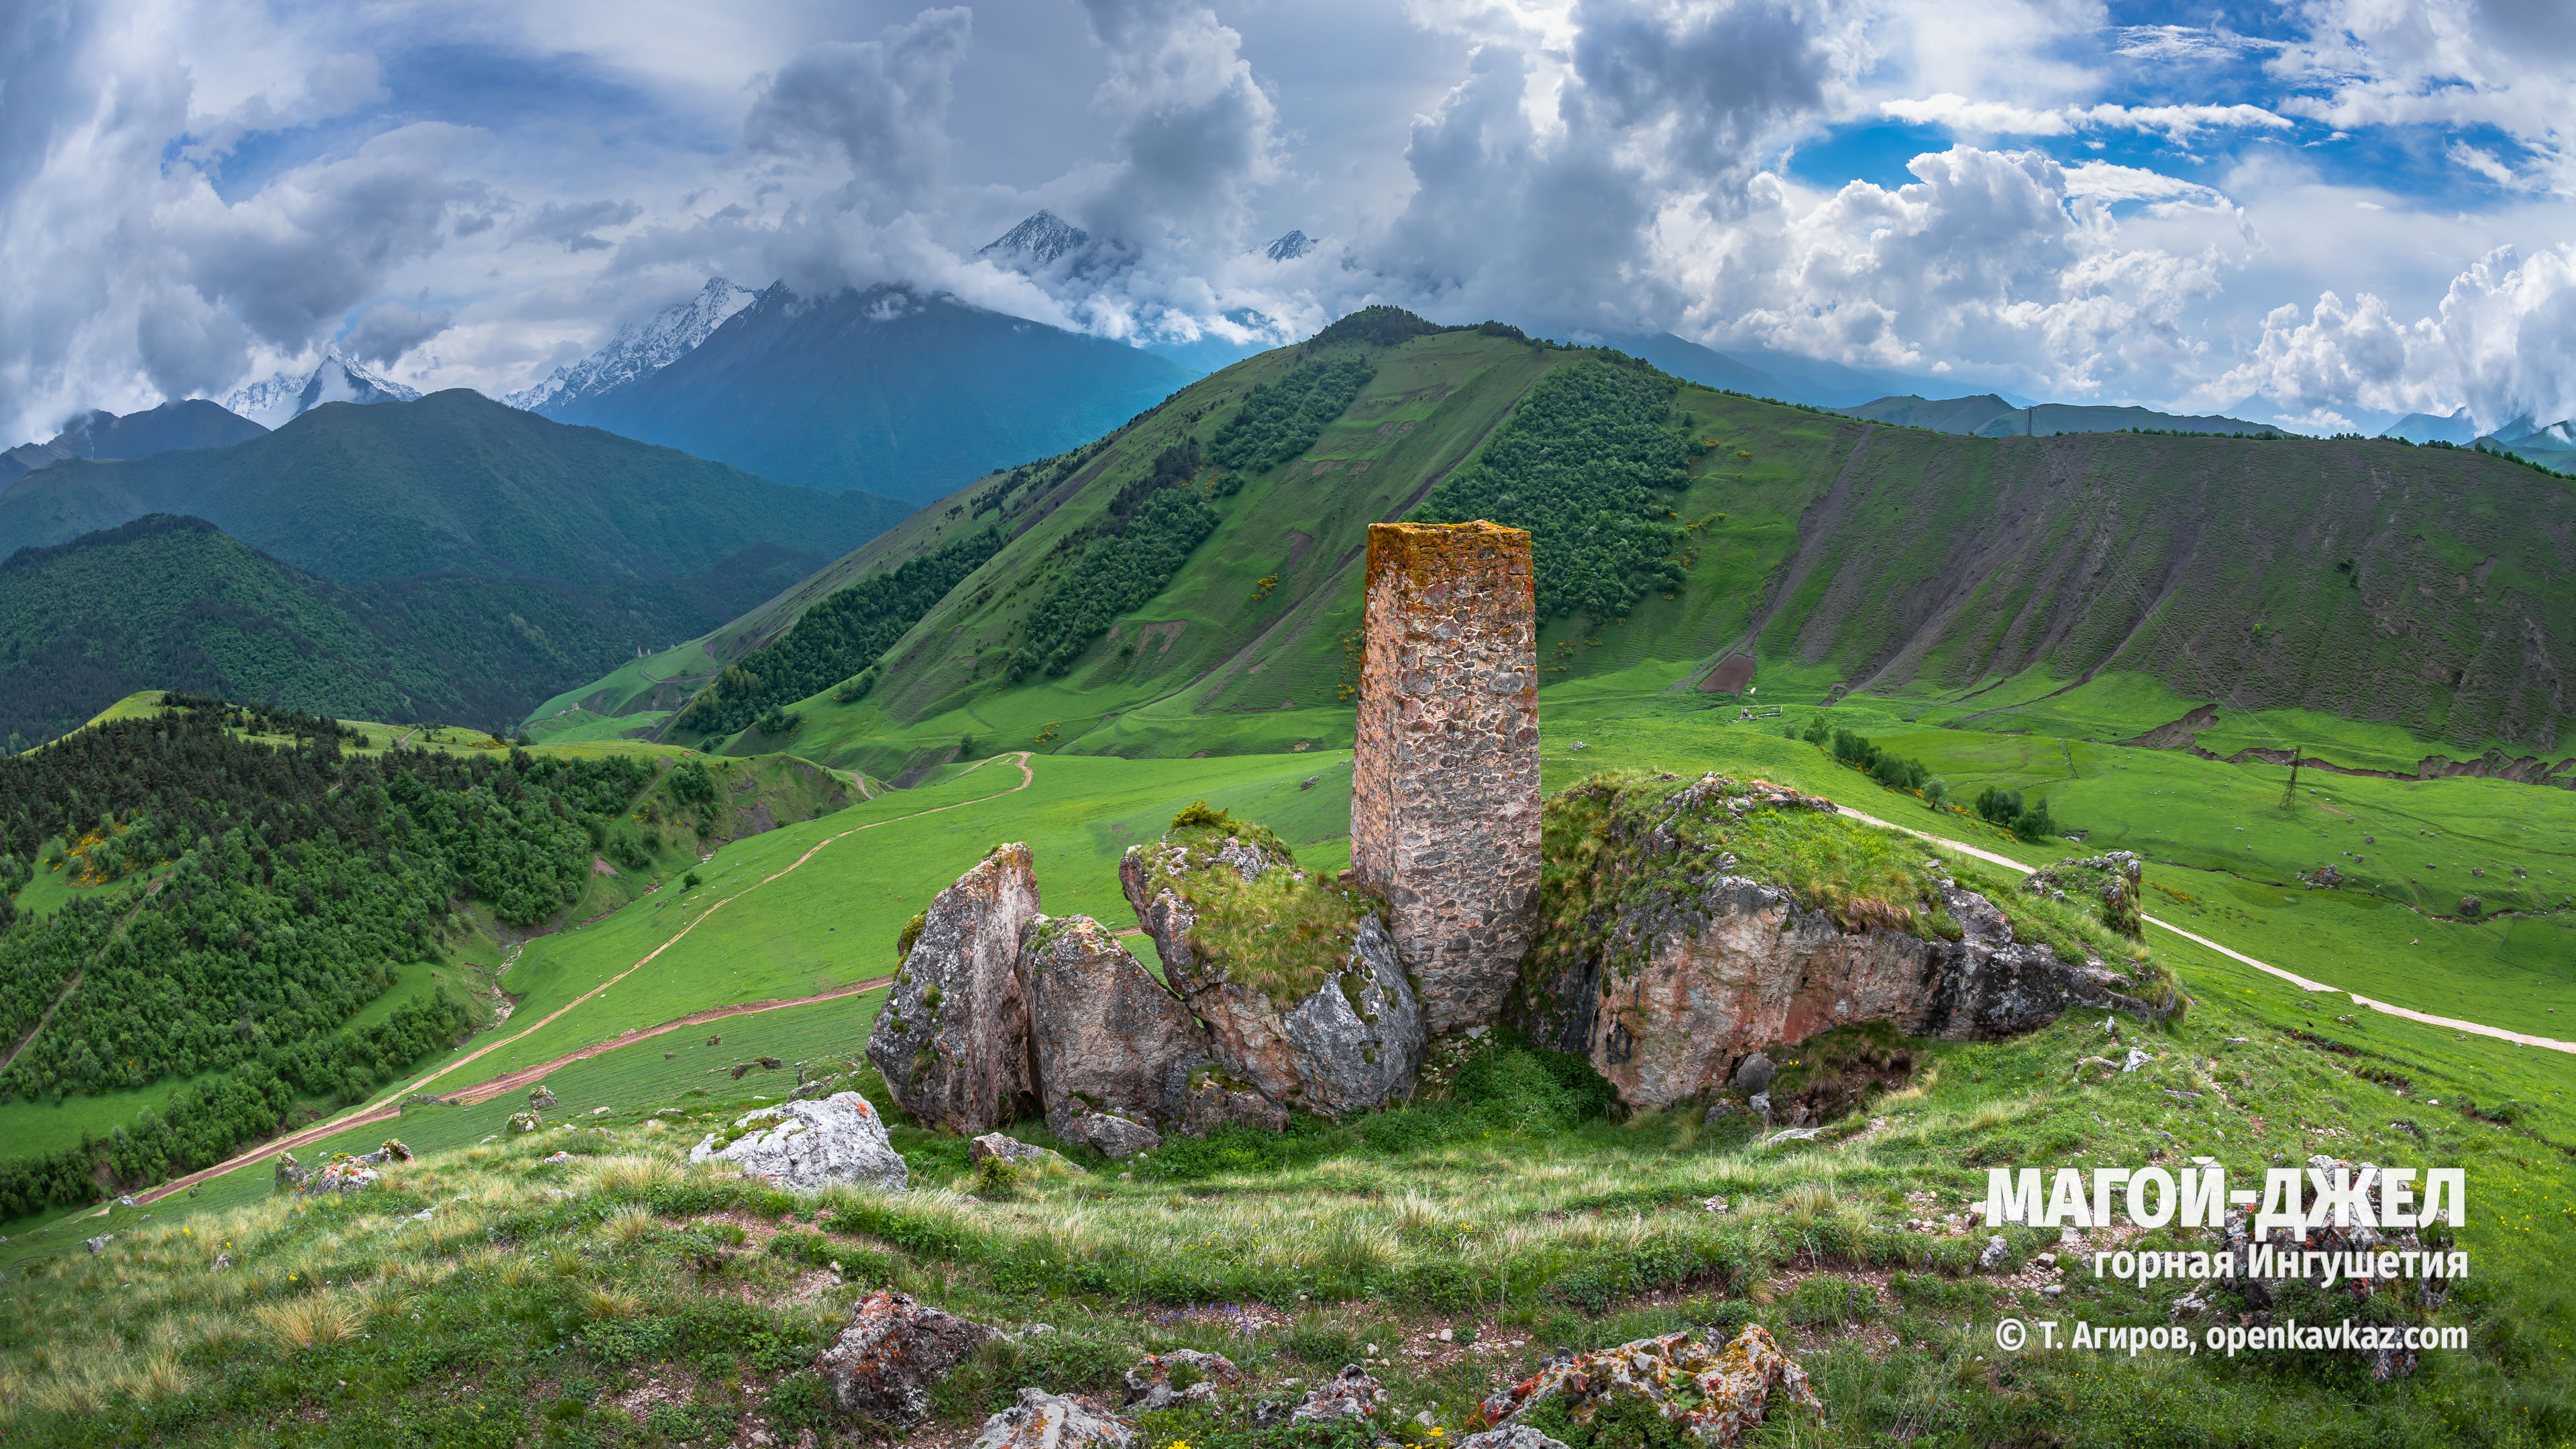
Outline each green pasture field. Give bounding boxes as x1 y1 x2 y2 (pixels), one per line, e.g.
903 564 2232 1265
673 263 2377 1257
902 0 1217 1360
414 749 1360 1097
1534 690 2576 1038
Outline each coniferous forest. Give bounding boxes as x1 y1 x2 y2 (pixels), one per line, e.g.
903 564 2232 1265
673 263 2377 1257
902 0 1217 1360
0 699 657 1215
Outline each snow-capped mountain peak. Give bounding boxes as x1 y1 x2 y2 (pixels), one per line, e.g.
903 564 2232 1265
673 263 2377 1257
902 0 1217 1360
1263 229 1316 262
503 277 757 413
223 350 420 429
978 211 1091 270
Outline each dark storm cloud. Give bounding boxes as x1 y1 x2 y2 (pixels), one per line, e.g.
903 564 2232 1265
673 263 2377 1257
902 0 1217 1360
746 7 974 219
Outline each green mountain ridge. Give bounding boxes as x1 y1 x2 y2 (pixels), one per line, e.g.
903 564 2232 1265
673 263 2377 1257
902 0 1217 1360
539 315 2576 773
0 515 824 747
0 389 912 587
1837 392 2279 437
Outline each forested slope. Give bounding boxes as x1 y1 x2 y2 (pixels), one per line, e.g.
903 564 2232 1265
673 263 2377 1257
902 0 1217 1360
0 516 818 749
0 699 669 1216
0 389 909 586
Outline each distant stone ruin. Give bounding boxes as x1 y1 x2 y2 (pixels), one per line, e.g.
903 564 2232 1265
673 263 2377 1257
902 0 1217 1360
1351 521 1542 1034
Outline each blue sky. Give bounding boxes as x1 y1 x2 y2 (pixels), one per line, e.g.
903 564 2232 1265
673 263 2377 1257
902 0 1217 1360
5 0 2575 443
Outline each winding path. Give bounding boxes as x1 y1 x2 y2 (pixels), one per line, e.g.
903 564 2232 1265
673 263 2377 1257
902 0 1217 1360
1837 805 2576 1055
128 753 1038 1206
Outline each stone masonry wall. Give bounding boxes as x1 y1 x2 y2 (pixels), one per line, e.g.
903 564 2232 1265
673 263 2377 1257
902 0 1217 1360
1351 520 1542 1034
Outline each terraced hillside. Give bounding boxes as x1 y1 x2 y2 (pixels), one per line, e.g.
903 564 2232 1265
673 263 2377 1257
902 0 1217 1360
540 312 2576 774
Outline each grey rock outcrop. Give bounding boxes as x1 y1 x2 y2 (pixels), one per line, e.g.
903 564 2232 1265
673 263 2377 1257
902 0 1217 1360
867 844 1043 1134
968 1133 1051 1167
1120 847 1425 1117
1291 1364 1386 1424
1179 1070 1291 1134
1051 1108 1161 1159
1020 914 1209 1134
816 1290 997 1426
1519 773 2176 1110
688 1092 908 1193
1457 1428 1574 1449
969 1387 1135 1448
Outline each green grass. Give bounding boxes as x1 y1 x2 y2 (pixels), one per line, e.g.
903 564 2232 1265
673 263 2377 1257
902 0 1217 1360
1 922 2565 1448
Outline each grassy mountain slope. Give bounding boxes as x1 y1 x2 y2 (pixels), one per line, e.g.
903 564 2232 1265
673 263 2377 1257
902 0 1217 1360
541 317 2576 775
0 390 910 587
0 517 835 747
551 284 1196 503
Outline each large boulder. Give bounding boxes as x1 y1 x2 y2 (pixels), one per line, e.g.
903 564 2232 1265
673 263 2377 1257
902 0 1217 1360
1519 774 2177 1110
688 1092 907 1193
1020 914 1209 1135
1120 817 1425 1118
867 843 1043 1134
815 1290 996 1427
969 1387 1135 1448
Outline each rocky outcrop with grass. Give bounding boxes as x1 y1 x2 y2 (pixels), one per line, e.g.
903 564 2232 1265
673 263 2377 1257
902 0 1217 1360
867 843 1042 1134
1020 913 1210 1152
969 1387 1136 1448
1479 1324 1821 1446
815 1289 997 1427
686 1091 908 1193
1120 804 1424 1117
2021 851 2145 938
1518 773 2178 1109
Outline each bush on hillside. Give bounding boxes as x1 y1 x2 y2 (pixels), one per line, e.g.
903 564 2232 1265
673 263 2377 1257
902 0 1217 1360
1012 488 1218 678
1207 356 1377 476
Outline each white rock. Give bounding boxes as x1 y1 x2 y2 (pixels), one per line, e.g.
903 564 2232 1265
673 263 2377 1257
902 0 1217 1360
689 1091 908 1193
969 1387 1134 1448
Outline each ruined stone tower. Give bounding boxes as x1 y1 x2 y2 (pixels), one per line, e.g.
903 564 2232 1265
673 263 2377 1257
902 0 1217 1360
1351 521 1542 1034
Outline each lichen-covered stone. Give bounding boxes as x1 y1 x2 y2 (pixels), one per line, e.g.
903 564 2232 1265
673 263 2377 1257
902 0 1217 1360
816 1290 996 1427
688 1092 907 1193
1352 521 1541 1035
1478 1325 1821 1446
968 1387 1135 1448
1020 913 1208 1132
1291 1364 1385 1424
1124 1348 1244 1409
1519 773 2176 1110
866 843 1042 1134
1120 826 1421 1118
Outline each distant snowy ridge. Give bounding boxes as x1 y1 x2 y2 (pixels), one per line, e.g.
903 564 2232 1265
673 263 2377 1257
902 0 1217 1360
978 211 1091 270
504 278 757 413
223 350 419 429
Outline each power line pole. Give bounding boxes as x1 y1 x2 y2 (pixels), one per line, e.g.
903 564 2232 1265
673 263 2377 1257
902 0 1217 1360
2282 745 2303 808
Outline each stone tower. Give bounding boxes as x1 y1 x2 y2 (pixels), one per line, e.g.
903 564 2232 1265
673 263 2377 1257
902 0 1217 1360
1351 521 1542 1034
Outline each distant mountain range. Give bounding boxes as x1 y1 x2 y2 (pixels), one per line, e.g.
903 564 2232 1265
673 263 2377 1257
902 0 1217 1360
504 278 759 412
1836 393 2277 437
1 400 266 486
541 280 1195 502
2383 408 2478 445
0 514 796 749
0 388 908 587
223 349 420 428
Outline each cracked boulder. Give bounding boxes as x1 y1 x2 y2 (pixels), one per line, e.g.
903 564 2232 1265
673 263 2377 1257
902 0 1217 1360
1021 914 1210 1136
815 1290 997 1427
1122 815 1424 1118
867 844 1042 1134
1517 773 2178 1110
688 1092 907 1193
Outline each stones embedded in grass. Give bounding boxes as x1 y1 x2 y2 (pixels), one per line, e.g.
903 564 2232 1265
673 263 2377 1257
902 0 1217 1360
815 1289 997 1428
1123 1348 1244 1410
1477 1325 1821 1447
968 1387 1135 1448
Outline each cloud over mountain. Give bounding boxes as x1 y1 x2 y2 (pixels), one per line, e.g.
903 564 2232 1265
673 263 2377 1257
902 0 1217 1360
5 0 2576 445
